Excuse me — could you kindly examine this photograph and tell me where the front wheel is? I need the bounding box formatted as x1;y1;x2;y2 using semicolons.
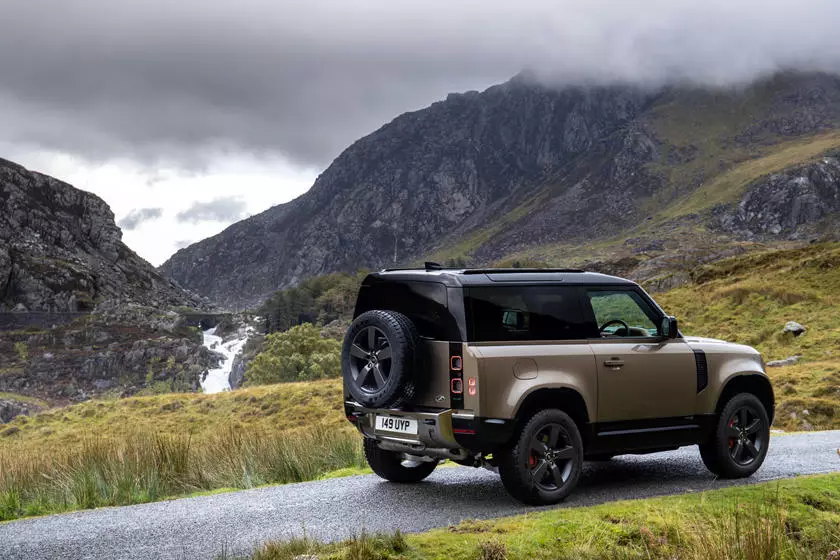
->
699;393;770;478
364;439;437;483
498;409;583;505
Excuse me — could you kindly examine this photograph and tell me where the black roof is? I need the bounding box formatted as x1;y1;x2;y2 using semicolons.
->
367;267;635;287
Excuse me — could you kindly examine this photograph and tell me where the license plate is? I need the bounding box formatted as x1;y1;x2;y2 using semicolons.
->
375;415;418;435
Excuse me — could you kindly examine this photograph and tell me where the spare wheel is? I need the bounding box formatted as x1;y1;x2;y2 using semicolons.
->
342;310;422;408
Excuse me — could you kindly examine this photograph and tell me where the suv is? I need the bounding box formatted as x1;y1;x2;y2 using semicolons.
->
342;266;773;505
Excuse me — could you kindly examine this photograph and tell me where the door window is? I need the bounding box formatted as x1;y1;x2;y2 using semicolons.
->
586;290;660;338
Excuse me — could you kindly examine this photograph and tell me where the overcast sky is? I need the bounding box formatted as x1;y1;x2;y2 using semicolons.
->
3;0;840;265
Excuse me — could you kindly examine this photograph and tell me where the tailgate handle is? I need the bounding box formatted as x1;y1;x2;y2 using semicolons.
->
604;358;624;369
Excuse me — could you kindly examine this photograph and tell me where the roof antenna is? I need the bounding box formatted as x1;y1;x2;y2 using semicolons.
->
424;261;443;271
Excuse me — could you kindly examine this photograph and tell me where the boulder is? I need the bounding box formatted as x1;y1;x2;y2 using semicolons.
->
766;355;803;367
782;321;807;336
0;398;42;423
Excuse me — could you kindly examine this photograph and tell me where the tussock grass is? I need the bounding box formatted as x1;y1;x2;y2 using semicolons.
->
0;424;364;521
243;475;840;559
1;378;345;447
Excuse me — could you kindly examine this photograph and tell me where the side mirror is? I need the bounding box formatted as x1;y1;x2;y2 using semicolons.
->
661;316;679;339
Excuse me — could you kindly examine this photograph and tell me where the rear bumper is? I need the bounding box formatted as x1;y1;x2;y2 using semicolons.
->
344;401;515;452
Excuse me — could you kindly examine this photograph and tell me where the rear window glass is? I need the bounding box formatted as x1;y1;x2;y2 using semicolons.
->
465;286;588;342
355;280;460;340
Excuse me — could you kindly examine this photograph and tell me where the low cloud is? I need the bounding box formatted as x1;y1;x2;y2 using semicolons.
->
176;196;248;224
175;239;196;250
118;207;164;230
3;0;840;171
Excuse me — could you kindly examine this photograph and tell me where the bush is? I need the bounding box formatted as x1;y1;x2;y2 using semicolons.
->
13;342;28;362
246;324;341;385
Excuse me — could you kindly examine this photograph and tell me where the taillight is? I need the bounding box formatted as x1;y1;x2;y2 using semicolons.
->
467;377;476;396
449;343;464;407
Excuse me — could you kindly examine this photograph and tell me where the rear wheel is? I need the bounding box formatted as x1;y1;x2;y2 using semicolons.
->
364;439;437;483
699;393;770;478
498;409;583;505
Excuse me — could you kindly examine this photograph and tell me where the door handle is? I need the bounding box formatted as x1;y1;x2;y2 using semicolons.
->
604;358;624;369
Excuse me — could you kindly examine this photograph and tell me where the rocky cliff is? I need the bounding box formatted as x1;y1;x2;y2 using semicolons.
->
160;71;840;309
0;160;218;405
0;158;208;312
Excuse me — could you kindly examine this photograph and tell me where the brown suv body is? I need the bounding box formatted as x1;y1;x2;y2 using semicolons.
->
343;268;773;503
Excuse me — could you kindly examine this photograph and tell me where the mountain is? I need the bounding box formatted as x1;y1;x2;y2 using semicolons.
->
0;158;209;312
0;160;217;405
160;71;840;310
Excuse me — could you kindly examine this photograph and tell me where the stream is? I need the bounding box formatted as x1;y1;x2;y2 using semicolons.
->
200;326;250;393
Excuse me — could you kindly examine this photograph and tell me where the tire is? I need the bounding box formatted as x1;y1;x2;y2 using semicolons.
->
699;393;770;478
498;409;583;505
586;454;615;462
342;310;422;408
364;438;437;483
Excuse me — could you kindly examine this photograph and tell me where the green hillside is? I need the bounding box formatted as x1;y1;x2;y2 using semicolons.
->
2;244;838;521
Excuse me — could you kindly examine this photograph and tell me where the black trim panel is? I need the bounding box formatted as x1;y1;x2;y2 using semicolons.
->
694;349;709;393
448;341;464;409
452;416;516;450
587;415;716;455
597;424;700;437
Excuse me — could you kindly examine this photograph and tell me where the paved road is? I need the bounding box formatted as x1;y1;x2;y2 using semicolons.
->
2;431;838;560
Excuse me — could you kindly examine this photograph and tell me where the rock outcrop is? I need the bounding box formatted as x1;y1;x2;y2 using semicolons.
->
0;398;42;424
160;71;840;309
716;155;840;240
0;159;217;402
0;158;209;312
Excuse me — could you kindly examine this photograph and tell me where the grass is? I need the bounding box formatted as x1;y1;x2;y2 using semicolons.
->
0;379;357;521
233;474;840;559
655;243;840;432
0;392;48;408
0;423;365;521
657;131;840;219
0;378;344;447
2;244;839;521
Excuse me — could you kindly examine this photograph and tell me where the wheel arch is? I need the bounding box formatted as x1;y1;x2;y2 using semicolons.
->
514;387;591;443
715;374;775;425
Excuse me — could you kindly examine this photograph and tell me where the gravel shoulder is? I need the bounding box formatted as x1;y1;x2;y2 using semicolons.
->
2;431;839;560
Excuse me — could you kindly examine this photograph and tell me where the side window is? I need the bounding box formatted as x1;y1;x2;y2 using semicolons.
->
587;290;659;338
465;286;588;342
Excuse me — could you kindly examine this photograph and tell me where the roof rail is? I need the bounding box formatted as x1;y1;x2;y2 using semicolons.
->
461;268;585;275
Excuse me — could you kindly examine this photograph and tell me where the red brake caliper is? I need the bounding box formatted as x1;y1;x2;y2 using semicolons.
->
728;418;736;449
529;452;538;467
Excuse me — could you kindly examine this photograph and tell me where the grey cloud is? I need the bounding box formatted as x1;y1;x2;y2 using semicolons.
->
176;197;248;224
2;0;840;170
118;207;164;230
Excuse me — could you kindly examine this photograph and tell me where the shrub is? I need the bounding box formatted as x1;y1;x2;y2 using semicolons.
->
13;342;28;362
246;324;341;385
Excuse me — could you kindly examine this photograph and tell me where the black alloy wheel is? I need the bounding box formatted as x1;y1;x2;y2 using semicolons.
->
348;326;393;395
527;423;576;491
726;404;765;466
699;392;770;478
341;310;422;408
498;408;583;505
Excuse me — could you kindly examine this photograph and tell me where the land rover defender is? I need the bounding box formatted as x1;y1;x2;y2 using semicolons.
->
342;266;773;505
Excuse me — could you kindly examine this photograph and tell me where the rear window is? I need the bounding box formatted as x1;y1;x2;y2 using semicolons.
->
354;280;461;340
465;286;588;342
